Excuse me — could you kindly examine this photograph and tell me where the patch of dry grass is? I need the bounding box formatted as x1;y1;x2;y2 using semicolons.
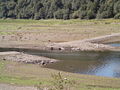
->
0;19;120;45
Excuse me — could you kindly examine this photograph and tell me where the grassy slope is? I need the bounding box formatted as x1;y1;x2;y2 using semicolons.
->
0;19;120;48
0;61;120;90
0;19;120;37
0;19;119;49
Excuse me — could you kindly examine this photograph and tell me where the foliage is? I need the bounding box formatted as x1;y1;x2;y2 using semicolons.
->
51;72;76;90
36;72;76;90
0;0;120;20
114;13;120;19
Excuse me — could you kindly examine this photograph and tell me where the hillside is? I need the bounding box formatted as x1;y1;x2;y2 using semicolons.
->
0;0;120;20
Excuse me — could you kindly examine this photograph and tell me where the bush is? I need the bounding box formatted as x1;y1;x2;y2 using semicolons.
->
87;10;95;19
114;13;120;19
79;11;87;19
34;13;40;20
72;11;79;19
54;9;64;19
51;72;76;90
36;72;76;90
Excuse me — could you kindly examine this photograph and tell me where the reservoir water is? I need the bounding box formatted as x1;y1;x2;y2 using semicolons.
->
38;51;120;78
108;43;120;47
0;43;120;78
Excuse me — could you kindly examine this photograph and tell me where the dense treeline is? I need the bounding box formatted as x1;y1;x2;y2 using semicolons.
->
0;0;120;20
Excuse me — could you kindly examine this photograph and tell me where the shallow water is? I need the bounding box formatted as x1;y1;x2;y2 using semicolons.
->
40;51;120;78
24;49;120;78
108;43;120;47
0;48;120;78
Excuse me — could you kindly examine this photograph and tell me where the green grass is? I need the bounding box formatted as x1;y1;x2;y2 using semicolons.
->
0;19;120;30
0;61;119;90
0;18;120;24
0;32;14;35
0;19;120;38
0;72;120;90
0;61;5;71
0;75;40;86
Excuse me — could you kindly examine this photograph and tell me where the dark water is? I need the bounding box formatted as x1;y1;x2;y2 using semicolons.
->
0;43;120;78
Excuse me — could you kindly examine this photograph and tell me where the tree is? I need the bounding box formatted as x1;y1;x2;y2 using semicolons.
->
54;9;64;19
0;3;7;18
0;0;119;20
114;1;120;15
114;13;120;19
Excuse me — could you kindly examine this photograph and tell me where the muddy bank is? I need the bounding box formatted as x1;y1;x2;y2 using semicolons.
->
0;51;57;65
47;33;120;52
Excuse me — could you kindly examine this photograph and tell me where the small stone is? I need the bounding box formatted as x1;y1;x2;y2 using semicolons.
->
3;58;6;61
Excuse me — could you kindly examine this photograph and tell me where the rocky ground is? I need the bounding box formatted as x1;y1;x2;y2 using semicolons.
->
47;33;120;52
0;33;119;66
0;33;120;52
0;51;57;65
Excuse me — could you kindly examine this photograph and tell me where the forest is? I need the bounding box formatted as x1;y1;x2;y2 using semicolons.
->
0;0;120;20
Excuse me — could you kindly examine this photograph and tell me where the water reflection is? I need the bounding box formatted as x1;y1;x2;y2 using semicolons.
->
39;51;120;78
24;50;120;77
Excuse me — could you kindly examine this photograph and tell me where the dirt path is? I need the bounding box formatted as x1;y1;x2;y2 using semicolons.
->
0;84;37;90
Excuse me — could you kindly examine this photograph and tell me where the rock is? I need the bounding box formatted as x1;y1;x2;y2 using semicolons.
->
41;61;46;65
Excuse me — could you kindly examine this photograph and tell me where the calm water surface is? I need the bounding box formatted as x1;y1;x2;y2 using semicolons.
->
108;43;120;47
26;43;120;78
37;51;120;78
0;43;120;78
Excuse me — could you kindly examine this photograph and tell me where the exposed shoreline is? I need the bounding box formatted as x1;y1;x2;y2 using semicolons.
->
47;33;120;52
0;51;57;65
0;33;119;65
0;33;120;52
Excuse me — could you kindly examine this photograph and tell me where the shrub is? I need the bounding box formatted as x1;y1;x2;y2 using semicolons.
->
36;72;76;90
114;13;120;19
51;72;76;90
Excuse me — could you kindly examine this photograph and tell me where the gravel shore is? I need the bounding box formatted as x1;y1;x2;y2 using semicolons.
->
47;33;120;51
0;51;57;65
